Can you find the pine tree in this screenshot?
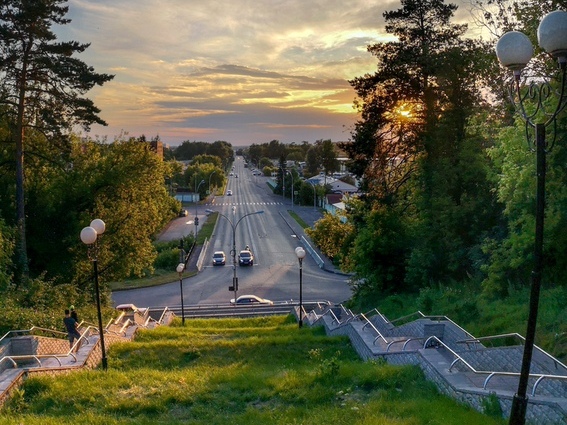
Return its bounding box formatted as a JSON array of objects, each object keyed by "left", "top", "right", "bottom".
[{"left": 0, "top": 0, "right": 114, "bottom": 285}]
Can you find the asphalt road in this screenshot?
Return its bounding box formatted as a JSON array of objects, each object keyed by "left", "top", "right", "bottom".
[{"left": 112, "top": 156, "right": 352, "bottom": 309}]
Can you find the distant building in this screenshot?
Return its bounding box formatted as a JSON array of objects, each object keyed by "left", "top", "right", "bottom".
[{"left": 150, "top": 140, "right": 164, "bottom": 159}]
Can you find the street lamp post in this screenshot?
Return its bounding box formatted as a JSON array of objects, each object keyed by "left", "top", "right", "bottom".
[
  {"left": 80, "top": 218, "right": 108, "bottom": 371},
  {"left": 287, "top": 170, "right": 295, "bottom": 210},
  {"left": 208, "top": 170, "right": 216, "bottom": 197},
  {"left": 496, "top": 10, "right": 567, "bottom": 425},
  {"left": 195, "top": 179, "right": 205, "bottom": 235},
  {"left": 176, "top": 238, "right": 186, "bottom": 325},
  {"left": 280, "top": 165, "right": 286, "bottom": 202},
  {"left": 308, "top": 181, "right": 317, "bottom": 210},
  {"left": 176, "top": 262, "right": 186, "bottom": 325},
  {"left": 206, "top": 208, "right": 264, "bottom": 302},
  {"left": 295, "top": 247, "right": 306, "bottom": 328}
]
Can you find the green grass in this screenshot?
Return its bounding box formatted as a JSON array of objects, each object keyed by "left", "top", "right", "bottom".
[
  {"left": 0, "top": 316, "right": 506, "bottom": 425},
  {"left": 110, "top": 268, "right": 197, "bottom": 291},
  {"left": 288, "top": 210, "right": 309, "bottom": 229}
]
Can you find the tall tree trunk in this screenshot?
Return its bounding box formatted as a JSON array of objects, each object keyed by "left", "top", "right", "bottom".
[{"left": 14, "top": 60, "right": 29, "bottom": 286}]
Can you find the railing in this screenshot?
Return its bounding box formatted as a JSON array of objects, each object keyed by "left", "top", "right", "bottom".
[
  {"left": 0, "top": 354, "right": 61, "bottom": 368},
  {"left": 457, "top": 333, "right": 567, "bottom": 375},
  {"left": 156, "top": 307, "right": 171, "bottom": 324},
  {"left": 387, "top": 310, "right": 475, "bottom": 342},
  {"left": 0, "top": 326, "right": 69, "bottom": 344},
  {"left": 0, "top": 325, "right": 102, "bottom": 369},
  {"left": 359, "top": 313, "right": 389, "bottom": 346},
  {"left": 424, "top": 335, "right": 567, "bottom": 396},
  {"left": 321, "top": 308, "right": 341, "bottom": 325},
  {"left": 388, "top": 310, "right": 425, "bottom": 325}
]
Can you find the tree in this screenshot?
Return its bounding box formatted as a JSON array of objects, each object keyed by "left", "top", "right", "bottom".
[
  {"left": 305, "top": 211, "right": 355, "bottom": 265},
  {"left": 192, "top": 154, "right": 222, "bottom": 168},
  {"left": 23, "top": 137, "right": 177, "bottom": 287},
  {"left": 174, "top": 141, "right": 209, "bottom": 160},
  {"left": 0, "top": 217, "right": 14, "bottom": 292},
  {"left": 344, "top": 0, "right": 499, "bottom": 292},
  {"left": 208, "top": 140, "right": 234, "bottom": 169},
  {"left": 305, "top": 146, "right": 319, "bottom": 177},
  {"left": 0, "top": 0, "right": 114, "bottom": 285},
  {"left": 317, "top": 139, "right": 340, "bottom": 175}
]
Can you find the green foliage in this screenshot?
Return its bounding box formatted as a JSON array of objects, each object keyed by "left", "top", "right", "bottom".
[
  {"left": 349, "top": 205, "right": 411, "bottom": 293},
  {"left": 339, "top": 0, "right": 500, "bottom": 297},
  {"left": 0, "top": 0, "right": 114, "bottom": 285},
  {"left": 191, "top": 154, "right": 222, "bottom": 168},
  {"left": 153, "top": 235, "right": 194, "bottom": 271},
  {"left": 1, "top": 316, "right": 505, "bottom": 424},
  {"left": 305, "top": 212, "right": 354, "bottom": 265},
  {"left": 0, "top": 218, "right": 14, "bottom": 292},
  {"left": 482, "top": 392, "right": 503, "bottom": 418}
]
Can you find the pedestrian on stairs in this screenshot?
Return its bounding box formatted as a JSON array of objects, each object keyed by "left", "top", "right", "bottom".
[{"left": 64, "top": 309, "right": 81, "bottom": 351}]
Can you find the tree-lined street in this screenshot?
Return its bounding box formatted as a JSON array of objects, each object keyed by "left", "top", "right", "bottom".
[{"left": 112, "top": 156, "right": 352, "bottom": 308}]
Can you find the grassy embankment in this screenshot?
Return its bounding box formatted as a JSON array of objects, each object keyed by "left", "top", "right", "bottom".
[{"left": 0, "top": 316, "right": 506, "bottom": 425}]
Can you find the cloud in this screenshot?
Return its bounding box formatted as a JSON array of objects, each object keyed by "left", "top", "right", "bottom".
[{"left": 62, "top": 0, "right": 475, "bottom": 146}]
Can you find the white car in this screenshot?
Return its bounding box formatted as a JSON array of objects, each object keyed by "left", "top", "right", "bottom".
[
  {"left": 212, "top": 251, "right": 226, "bottom": 266},
  {"left": 115, "top": 303, "right": 148, "bottom": 315},
  {"left": 226, "top": 190, "right": 233, "bottom": 196},
  {"left": 230, "top": 295, "right": 273, "bottom": 306}
]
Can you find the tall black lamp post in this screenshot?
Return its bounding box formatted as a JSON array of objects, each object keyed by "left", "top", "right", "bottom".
[
  {"left": 295, "top": 246, "right": 306, "bottom": 328},
  {"left": 176, "top": 262, "right": 186, "bottom": 325},
  {"left": 206, "top": 208, "right": 264, "bottom": 302},
  {"left": 80, "top": 218, "right": 108, "bottom": 371},
  {"left": 496, "top": 10, "right": 567, "bottom": 425}
]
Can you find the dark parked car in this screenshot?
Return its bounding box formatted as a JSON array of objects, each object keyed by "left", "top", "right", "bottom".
[
  {"left": 212, "top": 251, "right": 226, "bottom": 266},
  {"left": 238, "top": 249, "right": 254, "bottom": 266}
]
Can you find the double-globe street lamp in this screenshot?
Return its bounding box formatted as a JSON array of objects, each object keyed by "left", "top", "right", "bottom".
[
  {"left": 80, "top": 218, "right": 108, "bottom": 371},
  {"left": 295, "top": 247, "right": 306, "bottom": 328},
  {"left": 496, "top": 10, "right": 567, "bottom": 425},
  {"left": 206, "top": 207, "right": 264, "bottom": 302}
]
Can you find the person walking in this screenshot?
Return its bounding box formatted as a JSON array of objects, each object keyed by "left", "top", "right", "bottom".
[{"left": 64, "top": 309, "right": 81, "bottom": 351}]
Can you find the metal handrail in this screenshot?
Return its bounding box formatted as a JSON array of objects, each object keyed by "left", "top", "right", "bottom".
[
  {"left": 0, "top": 354, "right": 58, "bottom": 368},
  {"left": 157, "top": 307, "right": 170, "bottom": 324},
  {"left": 387, "top": 311, "right": 475, "bottom": 342},
  {"left": 0, "top": 327, "right": 98, "bottom": 368},
  {"left": 322, "top": 308, "right": 341, "bottom": 325},
  {"left": 384, "top": 337, "right": 428, "bottom": 352},
  {"left": 458, "top": 332, "right": 567, "bottom": 374},
  {"left": 0, "top": 326, "right": 68, "bottom": 345},
  {"left": 113, "top": 312, "right": 126, "bottom": 325},
  {"left": 388, "top": 310, "right": 426, "bottom": 325},
  {"left": 358, "top": 313, "right": 389, "bottom": 345},
  {"left": 424, "top": 335, "right": 567, "bottom": 396}
]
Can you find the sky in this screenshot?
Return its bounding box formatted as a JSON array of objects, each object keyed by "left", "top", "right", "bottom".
[{"left": 56, "top": 0, "right": 480, "bottom": 147}]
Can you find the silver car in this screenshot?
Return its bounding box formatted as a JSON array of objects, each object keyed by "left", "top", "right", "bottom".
[{"left": 212, "top": 251, "right": 226, "bottom": 266}]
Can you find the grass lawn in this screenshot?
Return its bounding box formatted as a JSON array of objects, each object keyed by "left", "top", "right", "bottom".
[{"left": 0, "top": 316, "right": 505, "bottom": 425}]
